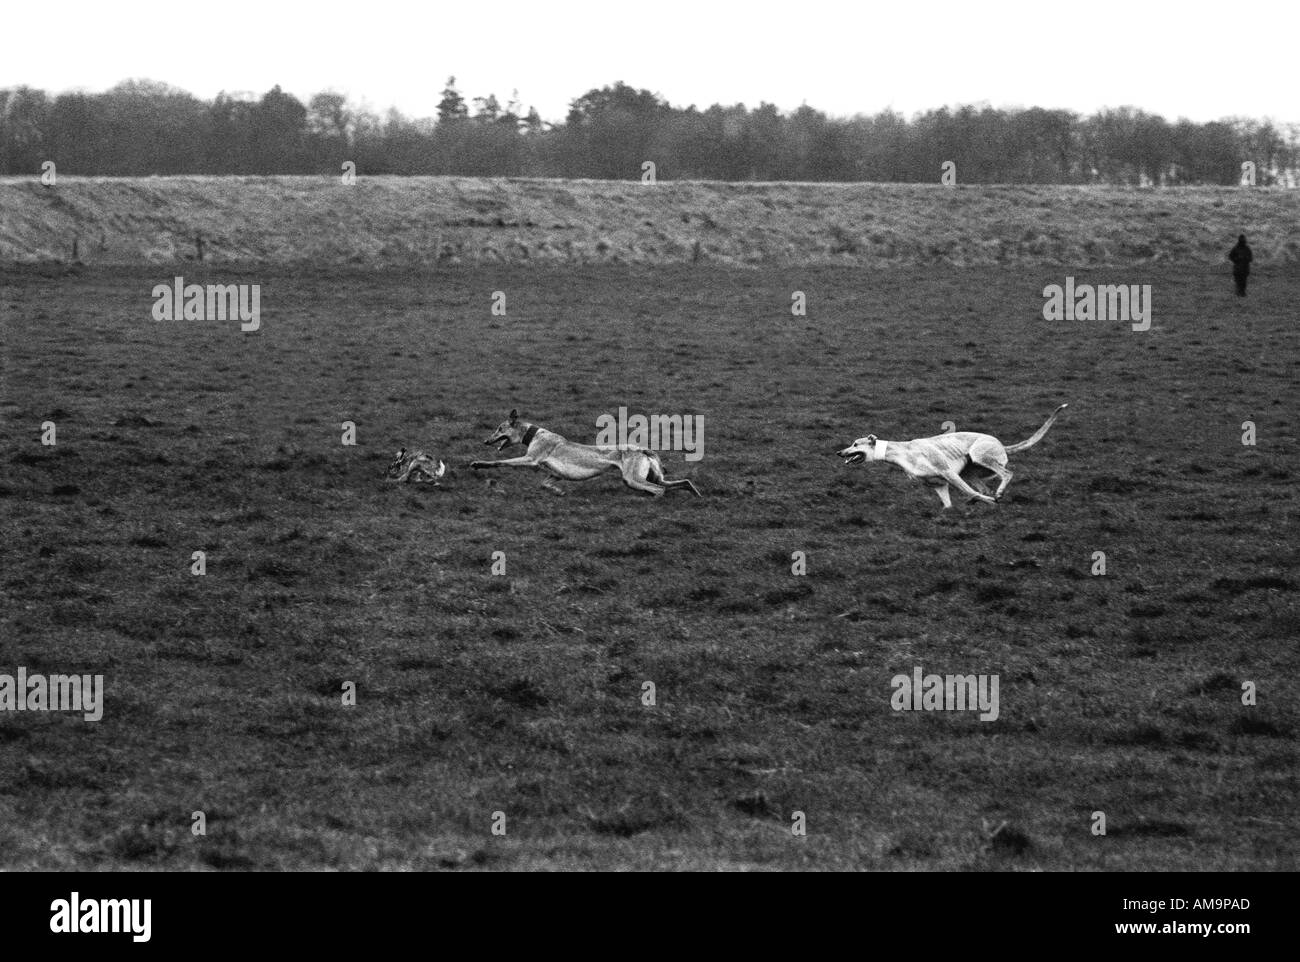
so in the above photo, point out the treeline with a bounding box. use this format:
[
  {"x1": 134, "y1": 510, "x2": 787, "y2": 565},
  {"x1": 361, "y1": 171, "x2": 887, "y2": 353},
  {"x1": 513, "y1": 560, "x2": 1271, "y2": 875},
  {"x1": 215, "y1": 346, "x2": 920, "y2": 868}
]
[{"x1": 2, "y1": 78, "x2": 1297, "y2": 184}]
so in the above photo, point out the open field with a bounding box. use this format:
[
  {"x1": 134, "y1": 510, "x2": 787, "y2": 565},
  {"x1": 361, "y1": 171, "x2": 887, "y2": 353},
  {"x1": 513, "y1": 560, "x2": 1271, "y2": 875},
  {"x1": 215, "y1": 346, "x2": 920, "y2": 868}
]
[
  {"x1": 2, "y1": 176, "x2": 1298, "y2": 269},
  {"x1": 1, "y1": 248, "x2": 1296, "y2": 869}
]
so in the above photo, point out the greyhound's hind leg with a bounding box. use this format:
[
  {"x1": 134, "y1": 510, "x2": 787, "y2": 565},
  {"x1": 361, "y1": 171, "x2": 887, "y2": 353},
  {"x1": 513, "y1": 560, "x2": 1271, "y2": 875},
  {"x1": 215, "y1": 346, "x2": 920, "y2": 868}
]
[
  {"x1": 970, "y1": 456, "x2": 1012, "y2": 499},
  {"x1": 959, "y1": 468, "x2": 994, "y2": 500},
  {"x1": 624, "y1": 478, "x2": 665, "y2": 496},
  {"x1": 945, "y1": 470, "x2": 997, "y2": 505},
  {"x1": 622, "y1": 455, "x2": 666, "y2": 497},
  {"x1": 643, "y1": 455, "x2": 700, "y2": 497},
  {"x1": 660, "y1": 478, "x2": 702, "y2": 497},
  {"x1": 967, "y1": 442, "x2": 1013, "y2": 500}
]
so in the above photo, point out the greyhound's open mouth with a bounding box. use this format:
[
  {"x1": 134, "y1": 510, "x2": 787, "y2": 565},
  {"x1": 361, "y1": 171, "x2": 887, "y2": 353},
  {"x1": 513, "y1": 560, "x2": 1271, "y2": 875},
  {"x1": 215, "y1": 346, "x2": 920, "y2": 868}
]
[{"x1": 842, "y1": 451, "x2": 865, "y2": 465}]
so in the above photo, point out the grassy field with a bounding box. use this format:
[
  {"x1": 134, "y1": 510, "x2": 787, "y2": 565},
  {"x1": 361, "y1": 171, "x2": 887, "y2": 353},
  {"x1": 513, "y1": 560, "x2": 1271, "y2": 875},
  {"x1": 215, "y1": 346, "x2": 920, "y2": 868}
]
[{"x1": 1, "y1": 252, "x2": 1295, "y2": 870}]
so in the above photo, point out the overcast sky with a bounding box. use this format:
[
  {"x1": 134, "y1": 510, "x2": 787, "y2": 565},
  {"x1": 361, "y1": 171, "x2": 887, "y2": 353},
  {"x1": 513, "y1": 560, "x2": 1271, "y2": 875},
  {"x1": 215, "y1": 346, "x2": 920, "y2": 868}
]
[{"x1": 5, "y1": 0, "x2": 1295, "y2": 124}]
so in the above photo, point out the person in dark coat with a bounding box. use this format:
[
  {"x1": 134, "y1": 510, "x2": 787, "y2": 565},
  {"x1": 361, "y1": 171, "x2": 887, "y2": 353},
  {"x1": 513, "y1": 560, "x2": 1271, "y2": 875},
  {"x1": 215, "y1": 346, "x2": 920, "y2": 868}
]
[{"x1": 1228, "y1": 234, "x2": 1252, "y2": 296}]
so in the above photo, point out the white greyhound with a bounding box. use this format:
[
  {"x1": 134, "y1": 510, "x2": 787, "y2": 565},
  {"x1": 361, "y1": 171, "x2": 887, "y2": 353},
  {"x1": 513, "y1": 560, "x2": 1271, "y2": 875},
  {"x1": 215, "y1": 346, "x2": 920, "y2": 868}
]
[{"x1": 837, "y1": 404, "x2": 1067, "y2": 509}]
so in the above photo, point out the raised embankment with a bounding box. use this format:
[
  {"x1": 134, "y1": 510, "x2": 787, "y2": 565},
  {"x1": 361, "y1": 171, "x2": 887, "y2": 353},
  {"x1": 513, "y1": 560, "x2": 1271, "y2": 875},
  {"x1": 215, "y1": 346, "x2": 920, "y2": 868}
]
[{"x1": 1, "y1": 176, "x2": 1295, "y2": 268}]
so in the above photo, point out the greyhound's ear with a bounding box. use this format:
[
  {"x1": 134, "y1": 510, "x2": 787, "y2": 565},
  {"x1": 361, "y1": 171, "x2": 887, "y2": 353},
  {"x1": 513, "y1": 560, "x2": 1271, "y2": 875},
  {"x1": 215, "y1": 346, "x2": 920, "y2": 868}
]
[
  {"x1": 865, "y1": 435, "x2": 876, "y2": 444},
  {"x1": 509, "y1": 409, "x2": 518, "y2": 423}
]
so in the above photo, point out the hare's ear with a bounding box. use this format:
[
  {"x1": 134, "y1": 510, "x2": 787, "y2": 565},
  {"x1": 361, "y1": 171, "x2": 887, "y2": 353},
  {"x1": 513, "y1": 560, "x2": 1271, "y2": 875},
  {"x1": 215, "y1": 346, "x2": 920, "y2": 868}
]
[
  {"x1": 395, "y1": 448, "x2": 405, "y2": 458},
  {"x1": 509, "y1": 409, "x2": 518, "y2": 423}
]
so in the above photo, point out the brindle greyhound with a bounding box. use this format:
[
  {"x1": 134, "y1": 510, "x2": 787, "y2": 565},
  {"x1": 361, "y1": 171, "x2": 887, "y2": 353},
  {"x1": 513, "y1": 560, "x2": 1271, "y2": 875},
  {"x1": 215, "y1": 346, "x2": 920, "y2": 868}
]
[
  {"x1": 837, "y1": 404, "x2": 1067, "y2": 509},
  {"x1": 470, "y1": 410, "x2": 701, "y2": 497}
]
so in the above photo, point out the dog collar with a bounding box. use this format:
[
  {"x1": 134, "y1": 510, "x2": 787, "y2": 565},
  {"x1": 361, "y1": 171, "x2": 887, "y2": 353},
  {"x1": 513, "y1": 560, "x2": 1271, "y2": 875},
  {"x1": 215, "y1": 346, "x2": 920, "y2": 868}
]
[
  {"x1": 521, "y1": 424, "x2": 539, "y2": 447},
  {"x1": 874, "y1": 439, "x2": 887, "y2": 459}
]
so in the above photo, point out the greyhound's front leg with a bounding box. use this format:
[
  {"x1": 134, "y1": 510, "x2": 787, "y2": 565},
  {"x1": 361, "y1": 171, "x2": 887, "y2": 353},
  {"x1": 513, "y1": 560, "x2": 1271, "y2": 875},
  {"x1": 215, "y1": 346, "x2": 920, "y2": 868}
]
[{"x1": 470, "y1": 456, "x2": 537, "y2": 470}]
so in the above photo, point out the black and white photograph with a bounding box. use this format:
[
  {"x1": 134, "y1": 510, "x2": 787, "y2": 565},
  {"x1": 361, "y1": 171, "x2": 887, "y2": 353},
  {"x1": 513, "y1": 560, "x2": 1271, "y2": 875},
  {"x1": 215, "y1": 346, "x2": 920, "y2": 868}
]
[{"x1": 0, "y1": 0, "x2": 1294, "y2": 926}]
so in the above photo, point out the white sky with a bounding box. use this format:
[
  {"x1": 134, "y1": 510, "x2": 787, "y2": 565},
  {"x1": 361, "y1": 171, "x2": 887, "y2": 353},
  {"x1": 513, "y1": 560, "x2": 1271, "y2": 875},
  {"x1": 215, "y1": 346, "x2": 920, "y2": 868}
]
[{"x1": 4, "y1": 0, "x2": 1295, "y2": 124}]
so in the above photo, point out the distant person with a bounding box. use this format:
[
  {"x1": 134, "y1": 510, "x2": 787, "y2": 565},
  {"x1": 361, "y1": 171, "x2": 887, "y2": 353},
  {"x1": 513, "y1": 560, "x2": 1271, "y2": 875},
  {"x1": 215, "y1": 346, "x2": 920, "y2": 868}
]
[{"x1": 1228, "y1": 234, "x2": 1252, "y2": 297}]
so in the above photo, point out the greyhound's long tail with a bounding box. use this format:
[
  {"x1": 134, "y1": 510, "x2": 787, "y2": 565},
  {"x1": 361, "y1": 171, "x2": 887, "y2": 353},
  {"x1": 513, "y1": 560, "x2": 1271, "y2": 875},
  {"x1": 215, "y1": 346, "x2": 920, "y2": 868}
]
[{"x1": 1004, "y1": 403, "x2": 1068, "y2": 454}]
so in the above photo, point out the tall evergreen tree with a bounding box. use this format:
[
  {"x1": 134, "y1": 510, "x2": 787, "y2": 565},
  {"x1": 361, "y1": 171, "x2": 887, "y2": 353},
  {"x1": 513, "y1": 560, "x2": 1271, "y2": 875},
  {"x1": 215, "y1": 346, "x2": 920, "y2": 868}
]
[{"x1": 437, "y1": 77, "x2": 467, "y2": 125}]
